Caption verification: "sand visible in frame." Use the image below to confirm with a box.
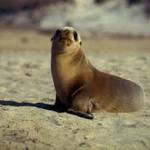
[0,29,150,150]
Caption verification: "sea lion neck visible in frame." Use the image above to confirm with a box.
[51,45,83,58]
[52,49,85,69]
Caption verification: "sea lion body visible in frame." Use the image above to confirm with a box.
[51,27,144,119]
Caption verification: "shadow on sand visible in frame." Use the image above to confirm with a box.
[0,99,56,111]
[0,100,92,119]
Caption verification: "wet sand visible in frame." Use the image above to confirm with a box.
[0,29,150,150]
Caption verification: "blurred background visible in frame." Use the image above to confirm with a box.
[0,1,150,150]
[0,0,150,37]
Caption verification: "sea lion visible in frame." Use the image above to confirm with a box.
[51,26,144,119]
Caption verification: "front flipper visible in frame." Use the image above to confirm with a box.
[67,108,94,119]
[54,95,67,112]
[68,89,94,119]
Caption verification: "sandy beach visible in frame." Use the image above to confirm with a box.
[0,28,150,150]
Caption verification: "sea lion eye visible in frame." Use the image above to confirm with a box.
[55,29,61,36]
[73,31,78,41]
[51,29,61,41]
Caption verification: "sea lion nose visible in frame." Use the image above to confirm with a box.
[58,30,70,41]
[61,30,70,37]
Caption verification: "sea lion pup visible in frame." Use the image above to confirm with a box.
[51,27,144,119]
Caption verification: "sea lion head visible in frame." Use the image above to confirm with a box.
[51,27,82,53]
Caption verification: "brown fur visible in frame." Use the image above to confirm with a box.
[51,27,144,119]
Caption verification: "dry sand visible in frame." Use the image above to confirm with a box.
[0,29,150,150]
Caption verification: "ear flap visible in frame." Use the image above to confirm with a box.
[51,37,53,41]
[51,33,54,42]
